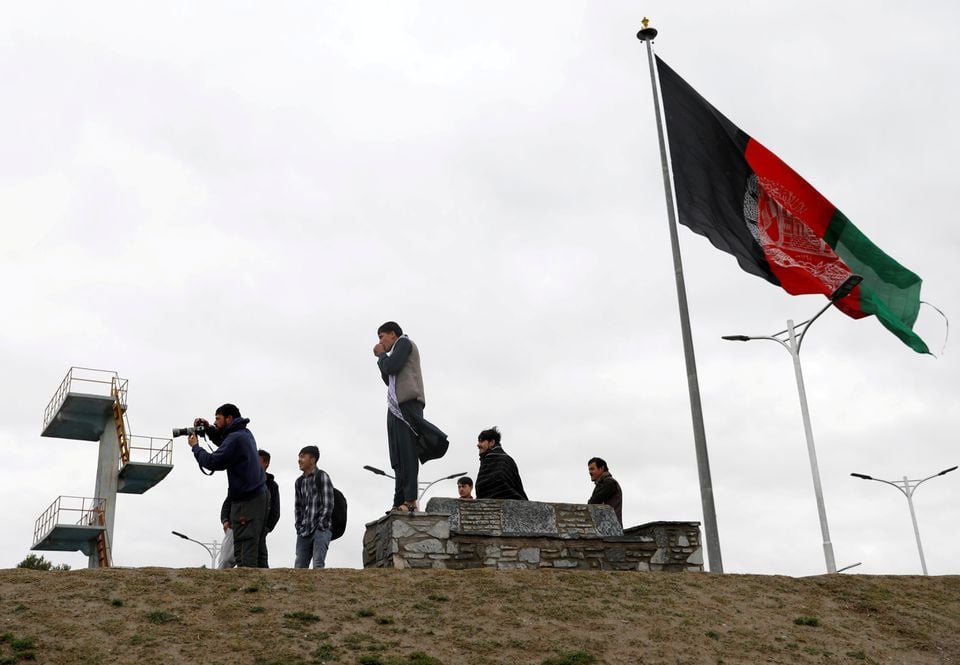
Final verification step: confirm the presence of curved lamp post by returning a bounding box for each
[171,530,221,568]
[363,465,467,503]
[722,275,863,574]
[851,465,957,575]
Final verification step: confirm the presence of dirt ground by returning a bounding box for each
[0,567,958,665]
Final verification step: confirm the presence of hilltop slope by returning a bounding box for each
[1,568,958,664]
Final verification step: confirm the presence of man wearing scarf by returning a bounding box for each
[587,457,623,526]
[475,426,528,501]
[373,321,448,512]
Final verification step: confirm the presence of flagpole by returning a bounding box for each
[637,19,723,573]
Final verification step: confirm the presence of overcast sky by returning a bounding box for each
[2,1,957,575]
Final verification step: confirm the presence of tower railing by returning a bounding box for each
[126,435,174,466]
[33,496,107,546]
[42,367,126,433]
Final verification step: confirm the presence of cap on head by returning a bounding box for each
[377,321,403,336]
[299,445,320,461]
[215,403,241,419]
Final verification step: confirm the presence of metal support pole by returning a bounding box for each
[786,320,837,574]
[638,20,723,574]
[850,466,955,575]
[724,276,863,573]
[172,531,220,568]
[363,466,467,505]
[903,477,928,575]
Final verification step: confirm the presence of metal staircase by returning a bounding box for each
[94,506,110,568]
[111,378,130,465]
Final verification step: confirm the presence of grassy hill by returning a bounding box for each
[1,567,958,664]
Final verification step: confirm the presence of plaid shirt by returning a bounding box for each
[294,468,334,537]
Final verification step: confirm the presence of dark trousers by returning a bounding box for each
[258,492,272,568]
[387,401,421,506]
[230,489,268,568]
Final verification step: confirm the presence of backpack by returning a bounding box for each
[331,488,347,541]
[316,470,348,541]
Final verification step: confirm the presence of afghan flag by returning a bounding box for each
[656,56,929,354]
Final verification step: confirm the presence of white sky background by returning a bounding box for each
[1,1,958,575]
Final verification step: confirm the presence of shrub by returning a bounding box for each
[16,554,70,571]
[542,652,596,665]
[146,610,178,624]
[283,611,321,622]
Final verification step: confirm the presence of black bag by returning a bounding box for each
[331,487,347,541]
[315,470,348,541]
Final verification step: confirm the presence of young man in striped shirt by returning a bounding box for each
[294,445,334,568]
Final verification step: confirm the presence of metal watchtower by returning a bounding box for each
[31,367,174,567]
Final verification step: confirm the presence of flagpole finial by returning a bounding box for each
[637,17,658,41]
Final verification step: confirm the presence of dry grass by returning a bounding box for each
[0,567,958,664]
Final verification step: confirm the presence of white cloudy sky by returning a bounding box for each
[2,1,957,575]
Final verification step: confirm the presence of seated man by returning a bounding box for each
[475,427,527,500]
[587,457,623,525]
[457,476,475,500]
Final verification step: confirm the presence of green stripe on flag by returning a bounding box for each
[825,210,928,354]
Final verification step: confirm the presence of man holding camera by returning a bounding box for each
[188,403,268,568]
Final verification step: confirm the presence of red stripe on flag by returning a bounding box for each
[744,138,864,315]
[744,139,835,236]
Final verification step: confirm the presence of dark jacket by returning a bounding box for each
[588,471,623,525]
[221,471,279,531]
[399,401,449,464]
[476,444,527,500]
[193,418,266,500]
[264,472,280,532]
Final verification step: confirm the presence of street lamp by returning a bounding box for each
[851,465,957,575]
[722,275,863,574]
[171,530,221,568]
[363,465,467,503]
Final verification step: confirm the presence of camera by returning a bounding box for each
[172,425,206,438]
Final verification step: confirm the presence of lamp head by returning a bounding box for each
[721,335,751,342]
[831,275,863,301]
[850,473,873,480]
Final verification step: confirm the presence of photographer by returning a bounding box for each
[188,403,268,568]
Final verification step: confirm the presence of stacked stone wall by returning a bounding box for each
[362,498,702,572]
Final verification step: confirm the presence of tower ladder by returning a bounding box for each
[111,379,130,464]
[94,505,110,568]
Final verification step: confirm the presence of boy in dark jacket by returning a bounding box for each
[220,449,280,567]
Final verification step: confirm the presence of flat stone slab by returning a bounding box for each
[425,497,623,537]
